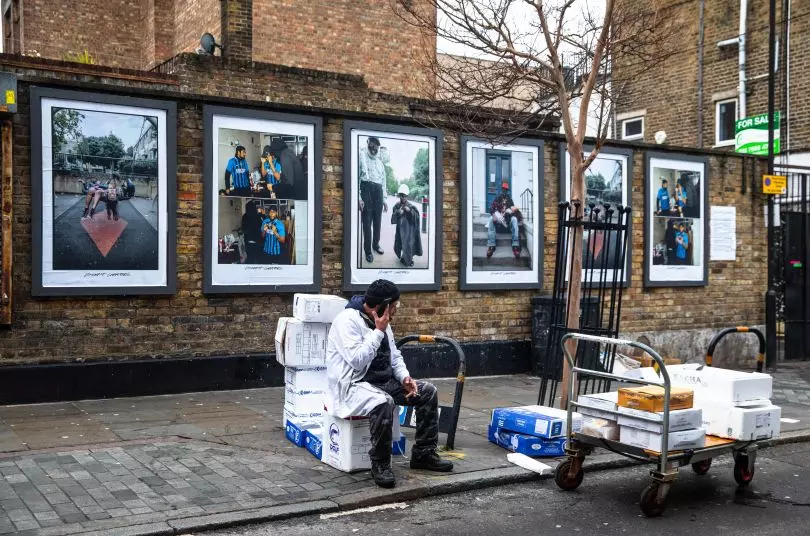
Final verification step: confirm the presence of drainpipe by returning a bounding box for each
[739,0,747,117]
[697,0,705,147]
[718,0,747,117]
[786,0,791,157]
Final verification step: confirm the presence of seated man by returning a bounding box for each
[487,181,522,259]
[325,280,453,488]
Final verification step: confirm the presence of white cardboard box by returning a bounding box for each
[582,417,620,440]
[284,388,325,412]
[322,413,372,472]
[293,294,348,323]
[617,407,703,434]
[284,405,324,424]
[577,391,619,412]
[275,318,330,367]
[701,404,781,440]
[667,364,772,406]
[285,366,327,393]
[619,426,705,452]
[578,405,619,421]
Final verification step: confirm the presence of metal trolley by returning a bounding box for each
[396,335,466,451]
[554,333,763,517]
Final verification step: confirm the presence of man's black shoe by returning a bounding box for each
[374,245,384,255]
[371,463,396,488]
[410,451,453,472]
[365,253,373,263]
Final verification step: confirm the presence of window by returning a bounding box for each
[715,98,738,146]
[621,117,644,141]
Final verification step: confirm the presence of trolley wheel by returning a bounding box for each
[691,458,712,475]
[733,457,755,487]
[640,482,668,517]
[554,459,584,491]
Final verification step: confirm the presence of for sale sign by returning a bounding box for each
[735,112,780,155]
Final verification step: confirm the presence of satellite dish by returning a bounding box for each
[198,33,223,55]
[654,131,668,144]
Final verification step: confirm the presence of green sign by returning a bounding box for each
[735,112,780,155]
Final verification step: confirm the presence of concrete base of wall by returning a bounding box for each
[621,326,766,369]
[0,340,531,405]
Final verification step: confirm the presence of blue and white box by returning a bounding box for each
[487,425,567,457]
[285,418,320,447]
[490,405,583,439]
[304,428,323,459]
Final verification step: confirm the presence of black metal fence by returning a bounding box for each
[537,201,632,406]
[770,165,810,361]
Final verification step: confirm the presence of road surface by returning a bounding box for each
[200,441,810,535]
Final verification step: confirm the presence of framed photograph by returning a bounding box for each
[31,87,176,296]
[644,152,709,287]
[343,121,443,291]
[459,136,544,290]
[203,106,322,293]
[560,144,633,287]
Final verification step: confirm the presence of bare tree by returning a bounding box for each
[394,0,680,407]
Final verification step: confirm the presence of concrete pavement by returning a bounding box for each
[0,369,806,535]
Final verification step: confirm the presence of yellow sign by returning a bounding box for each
[763,174,787,195]
[4,90,14,105]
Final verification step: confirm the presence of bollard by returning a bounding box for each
[765,289,778,370]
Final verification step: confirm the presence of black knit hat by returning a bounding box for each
[364,279,400,307]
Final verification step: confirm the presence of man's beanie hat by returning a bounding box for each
[364,279,400,307]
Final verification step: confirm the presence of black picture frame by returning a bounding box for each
[643,151,710,287]
[30,86,177,296]
[559,143,634,288]
[202,105,323,294]
[342,120,443,292]
[459,135,545,290]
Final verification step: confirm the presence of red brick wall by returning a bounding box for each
[22,0,152,69]
[174,0,221,56]
[613,0,802,152]
[0,55,767,364]
[251,0,435,97]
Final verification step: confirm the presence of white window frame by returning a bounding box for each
[621,117,644,141]
[715,97,738,147]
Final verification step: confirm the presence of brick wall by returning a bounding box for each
[175,0,221,56]
[22,0,152,69]
[613,0,806,153]
[221,0,253,62]
[251,0,435,97]
[0,55,767,364]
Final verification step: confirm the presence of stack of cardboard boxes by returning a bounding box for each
[575,364,780,452]
[276,293,406,473]
[668,365,780,441]
[487,406,584,457]
[275,294,347,455]
[615,385,705,451]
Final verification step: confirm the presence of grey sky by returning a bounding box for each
[65,108,155,148]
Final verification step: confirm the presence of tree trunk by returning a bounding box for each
[559,155,586,410]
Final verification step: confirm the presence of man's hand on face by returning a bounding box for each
[371,304,390,332]
[403,377,418,399]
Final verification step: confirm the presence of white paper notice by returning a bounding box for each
[710,206,737,261]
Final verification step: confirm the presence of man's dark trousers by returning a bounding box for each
[367,378,439,465]
[360,181,384,256]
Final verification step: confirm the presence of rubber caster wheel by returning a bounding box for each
[640,482,668,517]
[691,458,712,475]
[554,459,584,491]
[734,457,755,487]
